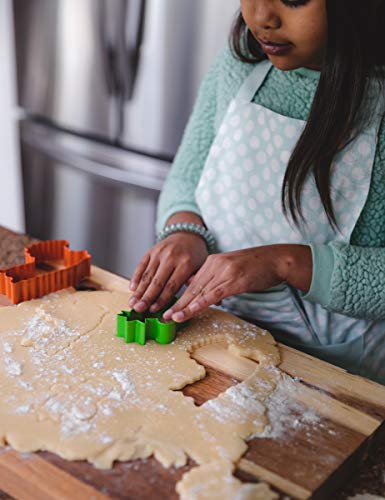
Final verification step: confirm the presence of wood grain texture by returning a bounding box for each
[182,365,239,406]
[237,459,312,500]
[191,342,385,498]
[193,343,384,434]
[0,450,107,500]
[280,345,385,420]
[38,452,190,500]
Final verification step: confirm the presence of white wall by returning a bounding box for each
[0,0,24,232]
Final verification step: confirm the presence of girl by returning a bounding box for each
[128,0,385,384]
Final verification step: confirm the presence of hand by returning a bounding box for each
[162,244,312,322]
[128,233,208,313]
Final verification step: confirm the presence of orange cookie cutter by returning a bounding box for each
[0,240,91,304]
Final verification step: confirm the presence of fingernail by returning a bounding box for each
[189,302,200,313]
[134,300,147,312]
[173,311,185,322]
[163,309,173,321]
[129,281,137,291]
[128,297,137,308]
[150,303,158,312]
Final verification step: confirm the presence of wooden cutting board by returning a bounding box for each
[0,265,385,500]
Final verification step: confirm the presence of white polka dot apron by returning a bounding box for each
[195,59,385,384]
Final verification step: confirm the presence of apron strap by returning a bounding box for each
[367,79,385,132]
[237,59,273,102]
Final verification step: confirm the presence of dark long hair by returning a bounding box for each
[230,0,385,230]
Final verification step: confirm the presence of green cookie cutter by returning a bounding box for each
[116,299,186,345]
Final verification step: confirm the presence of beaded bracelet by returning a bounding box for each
[156,222,216,253]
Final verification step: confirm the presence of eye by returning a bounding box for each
[281,0,310,8]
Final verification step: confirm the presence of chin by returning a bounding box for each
[267,56,303,71]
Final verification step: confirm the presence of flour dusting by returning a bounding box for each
[254,372,321,439]
[203,368,321,440]
[20,307,80,352]
[5,357,23,376]
[3,342,14,353]
[1,304,140,439]
[226,384,266,415]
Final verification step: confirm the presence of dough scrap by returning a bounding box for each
[176,460,279,500]
[0,289,281,498]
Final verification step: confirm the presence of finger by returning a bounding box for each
[135,264,175,313]
[128,259,159,309]
[172,283,228,322]
[163,270,214,321]
[149,267,193,313]
[186,275,195,286]
[130,253,150,291]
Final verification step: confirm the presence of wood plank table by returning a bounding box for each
[1,227,385,499]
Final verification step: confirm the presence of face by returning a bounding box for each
[240,0,327,71]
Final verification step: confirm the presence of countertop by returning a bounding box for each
[0,226,384,500]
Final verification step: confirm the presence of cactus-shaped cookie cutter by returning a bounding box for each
[117,299,186,345]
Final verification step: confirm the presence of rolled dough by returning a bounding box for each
[0,289,281,498]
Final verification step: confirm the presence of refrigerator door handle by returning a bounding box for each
[99,0,127,98]
[120,0,146,101]
[23,129,167,192]
[98,3,117,97]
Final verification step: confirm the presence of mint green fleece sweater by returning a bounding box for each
[157,45,385,321]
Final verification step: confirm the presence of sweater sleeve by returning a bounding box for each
[304,242,385,320]
[155,49,225,232]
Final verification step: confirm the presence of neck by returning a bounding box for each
[305,63,321,71]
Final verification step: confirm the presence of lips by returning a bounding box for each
[257,38,293,56]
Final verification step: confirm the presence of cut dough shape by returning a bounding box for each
[0,289,281,498]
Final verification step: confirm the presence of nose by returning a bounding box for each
[254,1,281,30]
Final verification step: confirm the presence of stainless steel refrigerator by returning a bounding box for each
[13,0,239,277]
